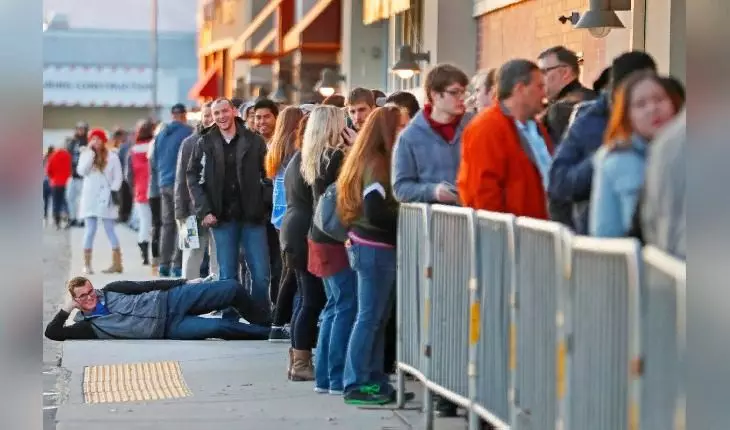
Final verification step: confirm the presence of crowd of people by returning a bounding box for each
[45,45,686,419]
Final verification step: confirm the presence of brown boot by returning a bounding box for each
[290,349,314,381]
[82,249,94,274]
[287,347,294,380]
[150,257,159,276]
[102,248,123,274]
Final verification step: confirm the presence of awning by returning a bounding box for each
[363,0,410,25]
[282,0,340,53]
[229,0,285,60]
[188,63,220,100]
[43,65,173,107]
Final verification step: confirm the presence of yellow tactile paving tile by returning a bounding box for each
[82,361,192,404]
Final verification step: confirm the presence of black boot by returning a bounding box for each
[138,241,150,265]
[435,396,458,417]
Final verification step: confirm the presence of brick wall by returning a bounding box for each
[476,0,608,87]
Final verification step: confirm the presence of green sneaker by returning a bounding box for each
[343,384,392,405]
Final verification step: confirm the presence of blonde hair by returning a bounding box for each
[300,105,346,185]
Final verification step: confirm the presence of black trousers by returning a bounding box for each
[291,269,325,350]
[267,223,283,305]
[118,181,133,223]
[149,196,162,259]
[272,253,298,326]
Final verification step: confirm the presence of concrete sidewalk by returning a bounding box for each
[57,225,461,429]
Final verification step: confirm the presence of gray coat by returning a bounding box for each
[641,109,686,259]
[174,131,201,220]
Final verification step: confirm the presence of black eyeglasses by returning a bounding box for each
[75,290,95,301]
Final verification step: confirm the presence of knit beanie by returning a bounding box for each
[88,128,108,144]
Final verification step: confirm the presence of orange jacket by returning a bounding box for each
[457,105,554,219]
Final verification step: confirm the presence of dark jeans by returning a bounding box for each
[118,181,133,223]
[272,252,297,326]
[164,279,270,340]
[267,223,283,305]
[149,196,162,259]
[159,187,181,269]
[43,179,50,218]
[50,185,66,225]
[291,269,325,350]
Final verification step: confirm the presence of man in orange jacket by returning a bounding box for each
[457,59,554,219]
[45,145,73,228]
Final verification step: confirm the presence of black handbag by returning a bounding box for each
[103,175,120,207]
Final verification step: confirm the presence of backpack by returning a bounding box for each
[313,182,348,242]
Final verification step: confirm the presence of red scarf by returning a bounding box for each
[423,104,462,143]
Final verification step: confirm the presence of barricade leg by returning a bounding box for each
[396,368,405,408]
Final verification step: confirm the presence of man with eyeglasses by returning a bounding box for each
[390,63,474,416]
[536,46,596,227]
[392,63,474,207]
[45,276,271,341]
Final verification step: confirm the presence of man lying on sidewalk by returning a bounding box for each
[45,277,271,341]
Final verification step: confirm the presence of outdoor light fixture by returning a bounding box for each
[315,68,345,97]
[391,45,431,80]
[558,0,624,39]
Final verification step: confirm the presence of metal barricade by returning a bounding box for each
[640,246,686,430]
[562,237,642,430]
[426,205,477,419]
[472,210,516,428]
[396,203,431,412]
[513,218,566,430]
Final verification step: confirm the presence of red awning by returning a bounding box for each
[188,64,220,100]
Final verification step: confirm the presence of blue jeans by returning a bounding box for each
[315,267,358,392]
[343,242,397,393]
[83,217,120,249]
[164,280,270,340]
[212,222,271,314]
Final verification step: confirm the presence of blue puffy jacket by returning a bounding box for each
[547,92,610,234]
[152,120,193,188]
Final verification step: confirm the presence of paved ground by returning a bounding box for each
[45,222,471,429]
[42,223,72,430]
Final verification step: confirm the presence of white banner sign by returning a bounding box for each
[43,66,179,107]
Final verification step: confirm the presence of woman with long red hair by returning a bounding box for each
[265,106,304,343]
[77,128,124,274]
[589,71,684,237]
[336,106,409,405]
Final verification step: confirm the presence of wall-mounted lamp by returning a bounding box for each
[558,0,624,39]
[391,45,431,80]
[315,68,345,97]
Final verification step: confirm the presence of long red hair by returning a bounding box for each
[264,106,304,178]
[336,106,402,226]
[604,71,683,150]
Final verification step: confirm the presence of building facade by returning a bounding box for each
[43,18,197,147]
[193,0,685,107]
[193,0,343,104]
[474,0,686,88]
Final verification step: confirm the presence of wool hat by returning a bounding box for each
[88,128,108,144]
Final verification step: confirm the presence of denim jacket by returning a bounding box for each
[589,134,648,237]
[271,166,287,230]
